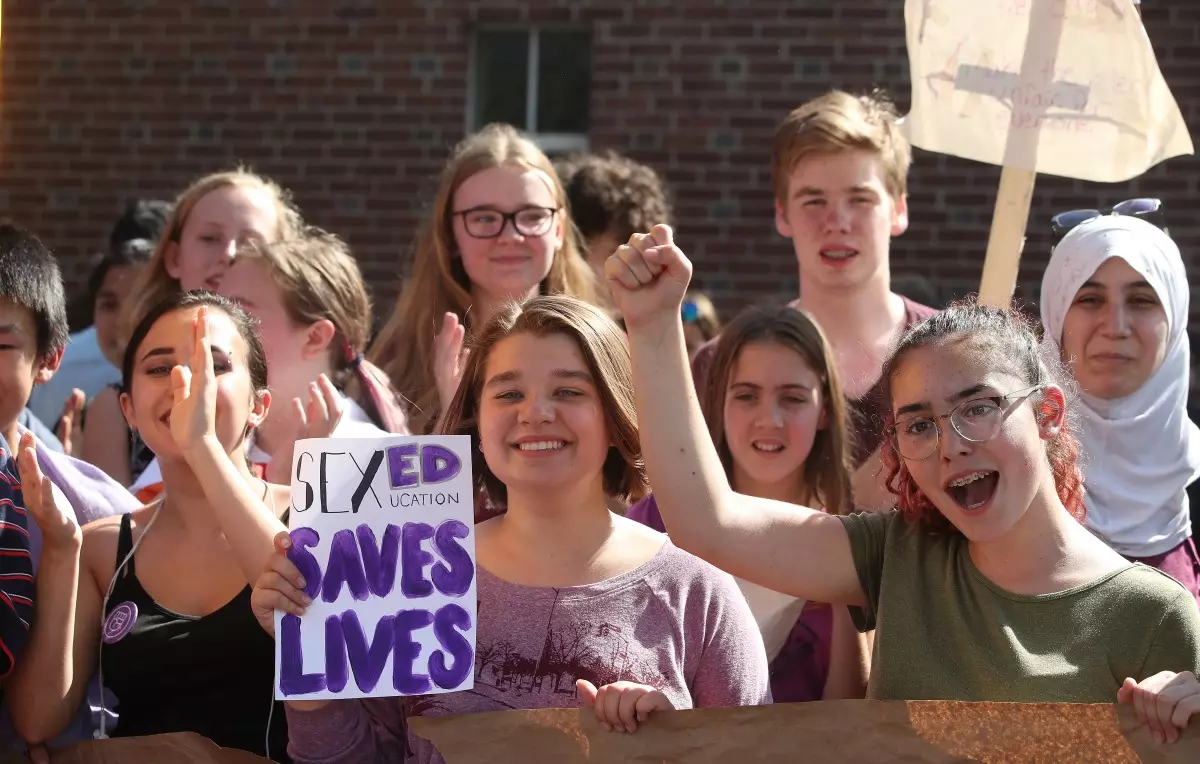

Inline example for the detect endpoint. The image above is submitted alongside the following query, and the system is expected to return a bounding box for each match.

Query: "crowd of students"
[0,86,1197,763]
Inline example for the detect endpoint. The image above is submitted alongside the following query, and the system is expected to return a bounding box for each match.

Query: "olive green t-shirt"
[838,509,1200,702]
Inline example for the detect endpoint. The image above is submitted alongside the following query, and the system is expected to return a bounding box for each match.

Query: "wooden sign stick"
[975,0,1067,308]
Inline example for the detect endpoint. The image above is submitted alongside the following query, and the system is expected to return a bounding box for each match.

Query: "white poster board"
[274,435,477,701]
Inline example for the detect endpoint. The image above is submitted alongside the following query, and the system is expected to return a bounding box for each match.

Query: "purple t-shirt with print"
[285,541,771,764]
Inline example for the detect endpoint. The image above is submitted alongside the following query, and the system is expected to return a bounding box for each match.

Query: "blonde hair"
[243,229,409,433]
[125,168,304,335]
[771,89,911,205]
[369,123,599,433]
[682,290,721,344]
[437,295,647,515]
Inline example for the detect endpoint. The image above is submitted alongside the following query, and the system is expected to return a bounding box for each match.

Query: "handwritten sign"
[902,0,1193,307]
[274,435,477,701]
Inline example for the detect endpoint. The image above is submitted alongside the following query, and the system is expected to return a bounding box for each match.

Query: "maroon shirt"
[690,296,937,467]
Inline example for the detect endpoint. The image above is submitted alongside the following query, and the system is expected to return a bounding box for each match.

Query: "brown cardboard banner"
[411,700,1199,764]
[49,732,270,764]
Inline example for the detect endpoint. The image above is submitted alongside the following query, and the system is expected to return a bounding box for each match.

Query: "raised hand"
[55,388,86,456]
[17,432,80,551]
[264,374,343,485]
[170,306,219,455]
[1119,670,1200,744]
[603,224,693,331]
[433,311,468,408]
[250,531,312,638]
[577,679,673,733]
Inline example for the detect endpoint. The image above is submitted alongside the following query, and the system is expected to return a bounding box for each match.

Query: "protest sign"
[903,0,1193,307]
[50,732,270,764]
[411,700,1200,764]
[274,435,477,701]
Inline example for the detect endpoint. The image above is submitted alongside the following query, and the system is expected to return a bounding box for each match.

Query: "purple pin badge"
[103,602,138,645]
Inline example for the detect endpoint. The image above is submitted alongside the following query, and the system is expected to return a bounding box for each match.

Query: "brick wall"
[1,0,1196,325]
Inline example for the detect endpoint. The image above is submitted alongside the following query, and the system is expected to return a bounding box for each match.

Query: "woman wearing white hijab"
[1041,215,1200,601]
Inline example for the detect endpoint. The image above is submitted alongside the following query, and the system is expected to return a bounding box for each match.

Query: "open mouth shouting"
[945,470,999,513]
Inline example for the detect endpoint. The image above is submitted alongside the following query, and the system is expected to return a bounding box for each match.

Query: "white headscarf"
[1040,215,1200,557]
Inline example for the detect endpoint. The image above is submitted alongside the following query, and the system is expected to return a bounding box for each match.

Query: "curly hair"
[879,303,1086,533]
[556,150,674,243]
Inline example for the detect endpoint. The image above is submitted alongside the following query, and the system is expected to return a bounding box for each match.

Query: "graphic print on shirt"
[410,589,665,717]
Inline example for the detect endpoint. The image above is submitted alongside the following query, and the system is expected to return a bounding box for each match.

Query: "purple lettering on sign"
[280,614,327,696]
[324,613,349,694]
[322,529,370,603]
[420,445,461,485]
[393,609,435,694]
[325,610,395,695]
[432,520,474,596]
[102,601,138,644]
[288,527,323,600]
[358,523,401,598]
[387,444,419,489]
[400,522,436,598]
[430,603,473,690]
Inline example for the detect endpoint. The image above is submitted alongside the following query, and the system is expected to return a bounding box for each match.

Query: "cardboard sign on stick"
[274,435,477,701]
[904,0,1194,307]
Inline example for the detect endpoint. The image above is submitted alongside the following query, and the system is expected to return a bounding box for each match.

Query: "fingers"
[1118,676,1138,704]
[615,685,646,731]
[649,223,674,247]
[189,306,215,388]
[305,382,330,433]
[1171,693,1200,731]
[17,432,44,494]
[171,365,193,409]
[635,689,672,721]
[576,679,598,707]
[254,570,311,615]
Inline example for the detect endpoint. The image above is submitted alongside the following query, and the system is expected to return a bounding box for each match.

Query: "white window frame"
[466,26,591,154]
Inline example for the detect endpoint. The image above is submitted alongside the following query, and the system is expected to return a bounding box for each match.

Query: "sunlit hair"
[880,303,1086,532]
[436,295,646,517]
[771,89,911,205]
[124,168,304,337]
[240,229,409,433]
[682,290,722,344]
[368,124,600,434]
[701,305,853,513]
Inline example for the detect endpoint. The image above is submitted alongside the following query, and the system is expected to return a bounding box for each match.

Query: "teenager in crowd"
[0,225,138,754]
[368,123,599,433]
[217,227,405,484]
[607,225,1200,744]
[690,91,936,510]
[7,293,291,760]
[628,304,868,701]
[30,200,172,431]
[254,295,771,763]
[1041,216,1200,600]
[555,149,674,284]
[80,239,156,483]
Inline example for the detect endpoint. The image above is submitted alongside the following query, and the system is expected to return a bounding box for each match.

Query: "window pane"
[536,30,591,134]
[474,31,530,129]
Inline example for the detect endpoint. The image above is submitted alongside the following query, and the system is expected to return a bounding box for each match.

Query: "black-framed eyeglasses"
[889,386,1044,461]
[453,206,559,239]
[1050,198,1166,247]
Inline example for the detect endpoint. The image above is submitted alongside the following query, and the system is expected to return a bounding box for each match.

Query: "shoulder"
[85,387,126,427]
[1103,564,1199,608]
[624,493,664,531]
[270,483,292,521]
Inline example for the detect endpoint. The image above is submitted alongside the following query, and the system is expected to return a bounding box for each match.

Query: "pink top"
[285,540,771,764]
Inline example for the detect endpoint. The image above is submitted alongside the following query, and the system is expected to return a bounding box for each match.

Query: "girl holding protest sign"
[254,295,770,764]
[217,227,406,484]
[1040,216,1200,601]
[606,225,1200,744]
[9,293,293,759]
[368,123,599,434]
[627,304,869,702]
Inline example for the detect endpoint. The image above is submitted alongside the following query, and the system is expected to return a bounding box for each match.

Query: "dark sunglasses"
[1050,198,1166,246]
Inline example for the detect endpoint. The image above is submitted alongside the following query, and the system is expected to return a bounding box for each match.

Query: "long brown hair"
[368,124,599,433]
[436,295,646,516]
[700,305,854,514]
[125,168,304,335]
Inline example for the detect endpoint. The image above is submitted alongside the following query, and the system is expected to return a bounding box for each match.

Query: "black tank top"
[100,513,290,761]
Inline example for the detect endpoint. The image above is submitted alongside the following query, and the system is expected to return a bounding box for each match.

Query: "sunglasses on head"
[1050,198,1166,247]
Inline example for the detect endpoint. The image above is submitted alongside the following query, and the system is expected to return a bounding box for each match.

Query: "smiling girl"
[628,305,867,701]
[368,124,598,433]
[7,293,291,759]
[254,296,770,764]
[606,226,1200,744]
[1041,216,1200,599]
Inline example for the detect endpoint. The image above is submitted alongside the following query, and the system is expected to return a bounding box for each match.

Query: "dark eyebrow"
[140,347,176,363]
[730,381,814,392]
[792,186,824,200]
[553,369,594,384]
[484,368,594,388]
[895,384,992,417]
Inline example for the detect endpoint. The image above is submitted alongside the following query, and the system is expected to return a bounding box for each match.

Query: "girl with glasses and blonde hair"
[368,124,599,433]
[606,225,1200,745]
